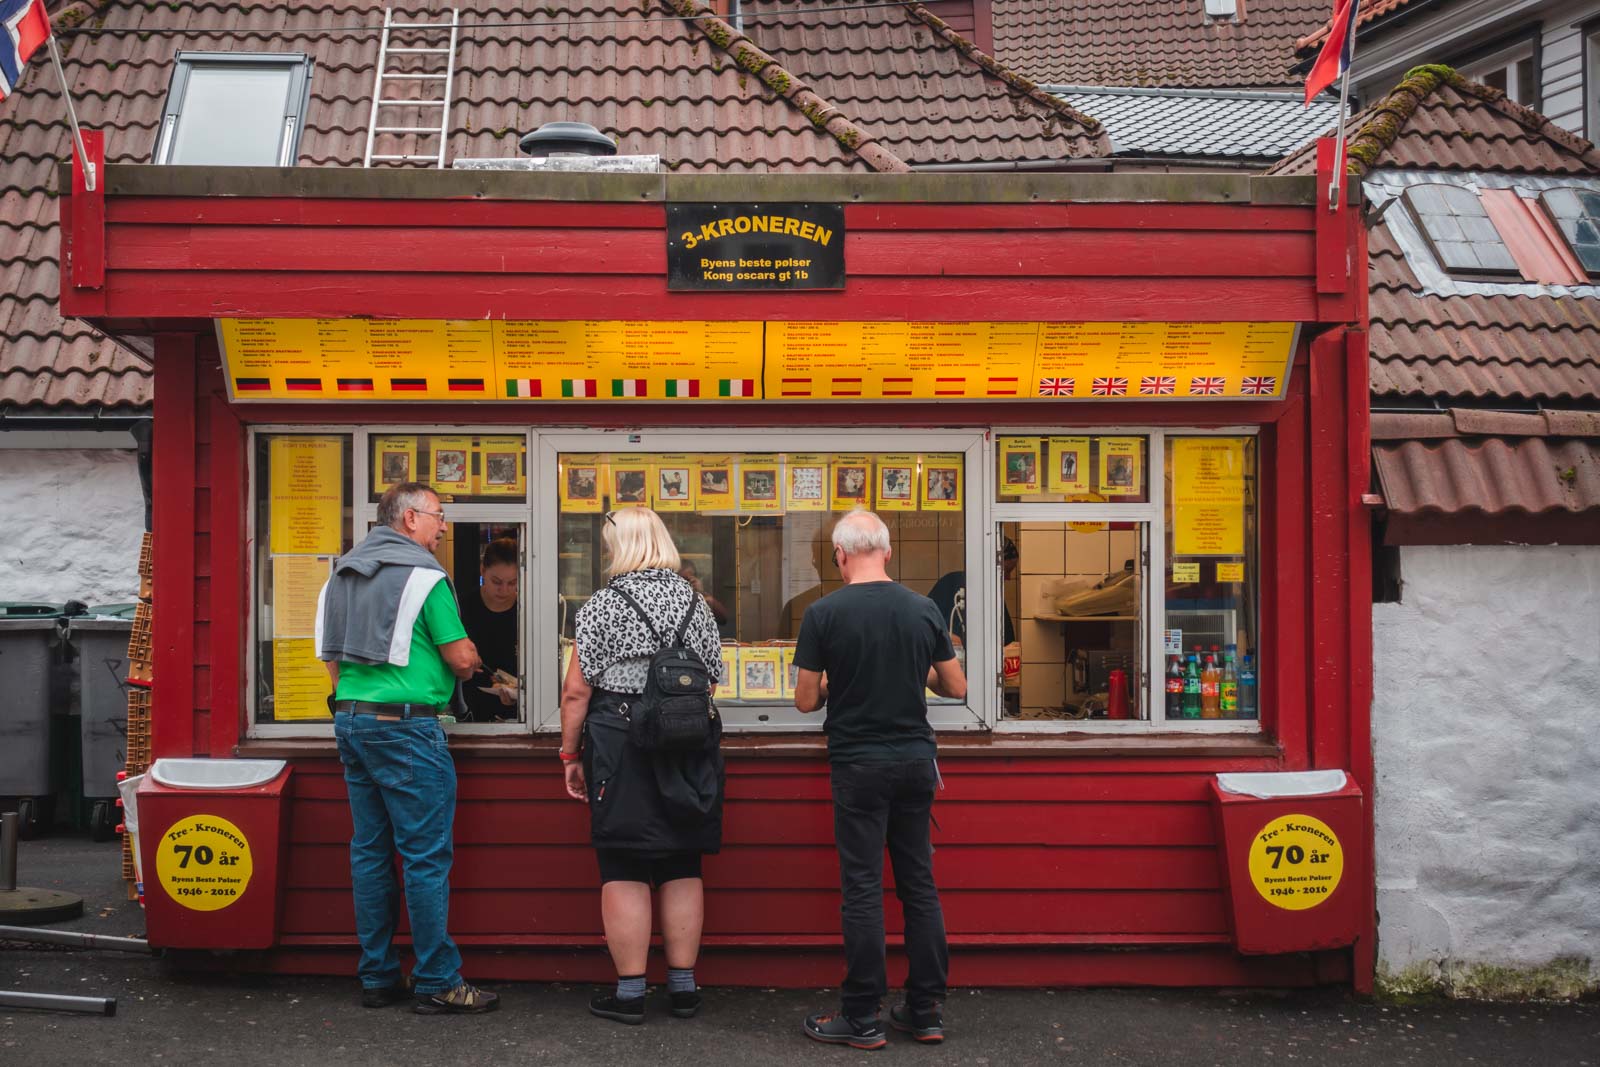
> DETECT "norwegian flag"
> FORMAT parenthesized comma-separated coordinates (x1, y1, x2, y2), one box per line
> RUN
(1241, 376, 1277, 395)
(1038, 378, 1075, 397)
(1091, 376, 1128, 397)
(1304, 0, 1361, 105)
(1, 0, 51, 100)
(1138, 376, 1175, 396)
(1190, 376, 1227, 396)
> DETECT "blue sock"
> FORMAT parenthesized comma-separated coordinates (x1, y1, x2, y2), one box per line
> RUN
(616, 974, 646, 1001)
(667, 967, 695, 994)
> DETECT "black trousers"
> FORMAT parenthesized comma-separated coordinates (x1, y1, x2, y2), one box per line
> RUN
(830, 758, 949, 1018)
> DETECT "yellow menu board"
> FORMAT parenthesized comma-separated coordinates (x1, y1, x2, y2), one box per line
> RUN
(271, 556, 330, 639)
(269, 436, 343, 555)
(1098, 437, 1144, 497)
(653, 454, 697, 512)
(560, 454, 604, 513)
(998, 437, 1041, 494)
(221, 319, 1295, 401)
(1047, 437, 1090, 494)
(919, 454, 963, 510)
(272, 638, 333, 721)
(1172, 437, 1248, 555)
(876, 454, 919, 511)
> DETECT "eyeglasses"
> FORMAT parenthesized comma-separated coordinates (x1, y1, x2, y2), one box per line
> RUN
(411, 507, 446, 522)
(602, 511, 617, 527)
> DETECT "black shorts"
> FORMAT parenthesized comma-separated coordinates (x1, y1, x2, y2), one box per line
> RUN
(595, 849, 703, 887)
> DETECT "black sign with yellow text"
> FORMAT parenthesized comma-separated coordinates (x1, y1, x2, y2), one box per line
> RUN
(667, 203, 845, 291)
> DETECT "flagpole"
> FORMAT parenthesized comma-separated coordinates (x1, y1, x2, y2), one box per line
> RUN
(45, 35, 94, 192)
(1328, 1, 1362, 212)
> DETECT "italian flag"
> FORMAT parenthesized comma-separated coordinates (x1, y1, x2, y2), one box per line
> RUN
(612, 378, 647, 398)
(506, 378, 539, 398)
(562, 379, 597, 398)
(719, 378, 755, 397)
(665, 379, 699, 398)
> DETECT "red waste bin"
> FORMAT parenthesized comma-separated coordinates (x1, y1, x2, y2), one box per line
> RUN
(137, 759, 293, 950)
(1210, 770, 1364, 955)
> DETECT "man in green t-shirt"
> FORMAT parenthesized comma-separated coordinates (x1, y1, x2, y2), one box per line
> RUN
(318, 481, 497, 1015)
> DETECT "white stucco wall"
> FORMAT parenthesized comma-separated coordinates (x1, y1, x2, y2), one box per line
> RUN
(1373, 545, 1600, 979)
(0, 448, 144, 605)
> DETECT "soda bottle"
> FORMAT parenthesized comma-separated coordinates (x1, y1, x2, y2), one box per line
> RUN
(1200, 651, 1221, 718)
(1239, 654, 1258, 720)
(1165, 655, 1184, 719)
(1220, 645, 1239, 717)
(1181, 652, 1202, 719)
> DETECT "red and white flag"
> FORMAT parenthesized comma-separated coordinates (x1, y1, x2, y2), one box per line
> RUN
(1037, 377, 1074, 397)
(1241, 376, 1277, 395)
(1138, 375, 1175, 396)
(1304, 0, 1361, 105)
(1, 0, 51, 100)
(1190, 376, 1226, 396)
(1091, 376, 1127, 397)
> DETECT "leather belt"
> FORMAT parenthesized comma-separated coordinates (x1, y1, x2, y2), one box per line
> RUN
(335, 700, 445, 719)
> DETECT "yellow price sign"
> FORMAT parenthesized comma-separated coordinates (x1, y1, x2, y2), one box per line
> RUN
(155, 814, 255, 912)
(1247, 814, 1344, 911)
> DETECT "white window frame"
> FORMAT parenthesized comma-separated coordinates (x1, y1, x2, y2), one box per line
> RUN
(1459, 38, 1538, 106)
(246, 425, 534, 739)
(989, 425, 1263, 735)
(154, 51, 315, 167)
(537, 429, 990, 734)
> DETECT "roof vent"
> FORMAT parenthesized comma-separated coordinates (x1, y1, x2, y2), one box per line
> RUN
(1204, 0, 1238, 19)
(519, 121, 618, 158)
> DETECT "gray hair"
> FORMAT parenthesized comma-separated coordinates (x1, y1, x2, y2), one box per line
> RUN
(377, 482, 438, 529)
(831, 509, 891, 556)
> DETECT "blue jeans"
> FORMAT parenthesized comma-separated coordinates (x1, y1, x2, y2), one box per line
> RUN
(831, 758, 948, 1018)
(334, 712, 462, 994)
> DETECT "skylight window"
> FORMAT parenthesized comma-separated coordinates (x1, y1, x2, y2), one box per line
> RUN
(1403, 183, 1518, 276)
(1204, 0, 1239, 19)
(154, 52, 314, 166)
(1539, 187, 1600, 274)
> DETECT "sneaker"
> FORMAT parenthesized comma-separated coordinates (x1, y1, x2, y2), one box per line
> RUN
(889, 1003, 945, 1043)
(412, 981, 499, 1015)
(803, 1010, 887, 1050)
(360, 977, 412, 1009)
(589, 991, 646, 1025)
(668, 989, 703, 1018)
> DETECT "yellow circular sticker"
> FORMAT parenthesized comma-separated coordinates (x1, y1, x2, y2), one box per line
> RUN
(155, 814, 254, 911)
(1247, 813, 1344, 910)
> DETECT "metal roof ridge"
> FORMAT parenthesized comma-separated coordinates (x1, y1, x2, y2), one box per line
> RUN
(1045, 84, 1338, 104)
(660, 0, 909, 173)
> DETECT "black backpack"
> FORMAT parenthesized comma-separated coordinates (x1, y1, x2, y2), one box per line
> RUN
(610, 581, 720, 751)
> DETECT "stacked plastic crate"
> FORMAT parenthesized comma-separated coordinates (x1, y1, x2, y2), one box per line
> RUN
(118, 533, 154, 897)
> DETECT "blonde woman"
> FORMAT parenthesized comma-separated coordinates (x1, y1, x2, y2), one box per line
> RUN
(559, 507, 724, 1025)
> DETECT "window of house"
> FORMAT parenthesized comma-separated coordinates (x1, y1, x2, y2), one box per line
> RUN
(994, 431, 1260, 730)
(1204, 0, 1239, 20)
(553, 440, 976, 730)
(1460, 39, 1538, 107)
(1538, 187, 1600, 273)
(1404, 183, 1519, 276)
(155, 52, 314, 166)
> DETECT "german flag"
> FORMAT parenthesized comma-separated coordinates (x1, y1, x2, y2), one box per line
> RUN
(391, 378, 428, 392)
(336, 378, 374, 392)
(234, 378, 271, 393)
(285, 378, 323, 393)
(448, 378, 486, 393)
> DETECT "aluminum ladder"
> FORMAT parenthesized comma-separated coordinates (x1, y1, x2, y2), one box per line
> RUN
(363, 7, 460, 167)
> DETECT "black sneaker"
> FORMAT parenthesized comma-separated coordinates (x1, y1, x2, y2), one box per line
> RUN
(889, 1003, 945, 1043)
(803, 1010, 887, 1050)
(360, 978, 411, 1008)
(668, 989, 703, 1018)
(412, 981, 499, 1015)
(590, 991, 646, 1025)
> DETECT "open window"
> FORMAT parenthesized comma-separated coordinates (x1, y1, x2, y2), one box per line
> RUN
(155, 51, 314, 166)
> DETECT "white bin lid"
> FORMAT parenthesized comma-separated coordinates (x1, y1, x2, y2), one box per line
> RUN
(150, 758, 286, 789)
(1216, 769, 1347, 799)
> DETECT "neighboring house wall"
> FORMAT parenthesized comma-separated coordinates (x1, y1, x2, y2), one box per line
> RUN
(0, 449, 144, 604)
(1372, 545, 1600, 982)
(1538, 0, 1589, 132)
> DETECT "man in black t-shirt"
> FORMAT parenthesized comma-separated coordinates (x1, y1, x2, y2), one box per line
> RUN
(793, 510, 966, 1049)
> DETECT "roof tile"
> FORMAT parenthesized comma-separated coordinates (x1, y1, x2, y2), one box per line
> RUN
(1373, 437, 1600, 517)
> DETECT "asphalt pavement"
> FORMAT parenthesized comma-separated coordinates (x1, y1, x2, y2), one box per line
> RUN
(3, 835, 1596, 1066)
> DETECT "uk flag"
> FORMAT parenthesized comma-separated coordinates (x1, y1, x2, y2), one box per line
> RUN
(1190, 376, 1227, 395)
(1037, 377, 1075, 396)
(1, 0, 51, 100)
(1241, 376, 1277, 395)
(1138, 376, 1175, 396)
(1091, 376, 1127, 396)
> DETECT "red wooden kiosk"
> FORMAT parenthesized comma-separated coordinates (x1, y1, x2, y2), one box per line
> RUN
(61, 137, 1373, 990)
